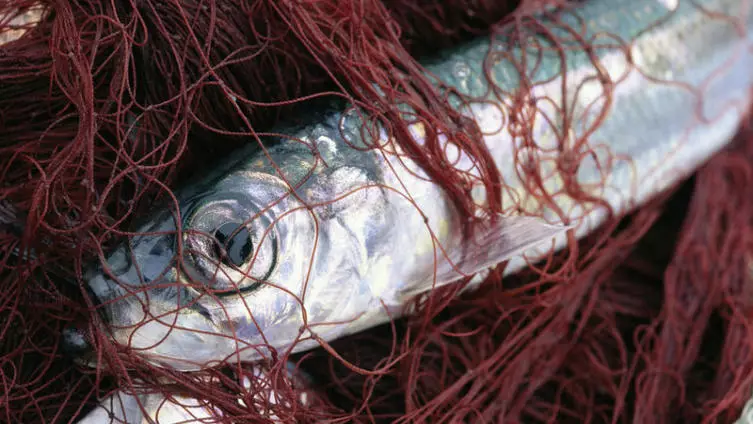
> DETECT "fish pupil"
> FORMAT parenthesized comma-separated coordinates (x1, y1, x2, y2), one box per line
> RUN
(213, 222, 254, 267)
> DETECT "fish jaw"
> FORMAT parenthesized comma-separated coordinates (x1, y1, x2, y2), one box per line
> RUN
(84, 263, 240, 370)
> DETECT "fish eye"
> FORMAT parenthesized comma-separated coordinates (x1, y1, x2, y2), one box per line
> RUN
(183, 196, 278, 294)
(213, 222, 254, 268)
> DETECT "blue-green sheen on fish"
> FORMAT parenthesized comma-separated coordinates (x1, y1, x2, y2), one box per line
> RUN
(66, 0, 753, 371)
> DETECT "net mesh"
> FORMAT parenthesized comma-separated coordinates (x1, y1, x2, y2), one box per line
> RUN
(1, 0, 752, 422)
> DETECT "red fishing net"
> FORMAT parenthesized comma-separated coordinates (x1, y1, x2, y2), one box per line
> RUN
(1, 0, 752, 423)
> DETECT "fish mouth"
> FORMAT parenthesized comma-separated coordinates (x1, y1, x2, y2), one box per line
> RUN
(71, 267, 232, 370)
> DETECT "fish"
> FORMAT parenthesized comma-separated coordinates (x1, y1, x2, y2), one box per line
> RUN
(76, 388, 220, 424)
(75, 362, 311, 423)
(62, 0, 753, 371)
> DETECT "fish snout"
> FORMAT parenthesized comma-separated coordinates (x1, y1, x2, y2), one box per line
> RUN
(81, 242, 178, 323)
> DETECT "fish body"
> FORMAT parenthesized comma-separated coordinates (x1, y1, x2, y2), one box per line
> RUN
(76, 389, 219, 424)
(71, 0, 753, 371)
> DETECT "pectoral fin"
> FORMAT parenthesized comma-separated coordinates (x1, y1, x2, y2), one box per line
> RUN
(397, 215, 571, 301)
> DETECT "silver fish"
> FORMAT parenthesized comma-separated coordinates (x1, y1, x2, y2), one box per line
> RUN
(76, 389, 220, 424)
(64, 0, 753, 371)
(76, 362, 310, 423)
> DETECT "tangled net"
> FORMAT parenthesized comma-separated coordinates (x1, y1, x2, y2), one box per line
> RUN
(1, 0, 753, 422)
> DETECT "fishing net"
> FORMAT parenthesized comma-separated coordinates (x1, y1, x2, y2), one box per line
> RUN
(1, 0, 752, 422)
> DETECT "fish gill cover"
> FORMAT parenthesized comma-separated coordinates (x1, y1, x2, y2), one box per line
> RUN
(0, 0, 752, 423)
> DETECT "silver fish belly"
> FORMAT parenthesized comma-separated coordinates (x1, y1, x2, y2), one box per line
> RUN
(69, 0, 753, 371)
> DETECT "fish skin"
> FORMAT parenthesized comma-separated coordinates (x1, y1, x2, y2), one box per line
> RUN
(75, 389, 219, 424)
(71, 0, 753, 371)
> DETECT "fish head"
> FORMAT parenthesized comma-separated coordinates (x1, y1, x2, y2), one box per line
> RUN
(70, 149, 394, 371)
